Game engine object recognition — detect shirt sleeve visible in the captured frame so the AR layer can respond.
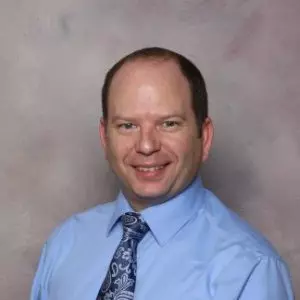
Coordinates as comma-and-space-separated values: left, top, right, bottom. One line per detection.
213, 252, 294, 300
30, 243, 48, 300
238, 257, 294, 300
29, 217, 75, 300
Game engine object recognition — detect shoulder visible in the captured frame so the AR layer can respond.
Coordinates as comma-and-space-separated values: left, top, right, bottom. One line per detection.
200, 188, 281, 260
30, 201, 116, 296
197, 189, 294, 297
44, 201, 116, 256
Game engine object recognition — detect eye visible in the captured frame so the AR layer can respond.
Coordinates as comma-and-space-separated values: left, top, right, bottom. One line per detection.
162, 120, 180, 128
118, 122, 137, 130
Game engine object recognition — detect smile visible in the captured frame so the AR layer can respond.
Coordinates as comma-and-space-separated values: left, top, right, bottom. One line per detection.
135, 165, 165, 172
132, 163, 171, 179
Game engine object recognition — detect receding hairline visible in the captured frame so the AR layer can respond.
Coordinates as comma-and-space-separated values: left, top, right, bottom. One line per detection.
111, 55, 183, 79
107, 55, 191, 97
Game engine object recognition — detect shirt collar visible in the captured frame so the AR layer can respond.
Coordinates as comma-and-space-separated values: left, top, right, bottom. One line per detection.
106, 177, 205, 246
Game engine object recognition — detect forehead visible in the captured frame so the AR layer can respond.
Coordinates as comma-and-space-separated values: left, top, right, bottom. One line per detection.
108, 58, 192, 117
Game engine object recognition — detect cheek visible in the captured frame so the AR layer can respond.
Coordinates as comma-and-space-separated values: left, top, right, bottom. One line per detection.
107, 136, 134, 162
166, 139, 202, 172
163, 134, 196, 157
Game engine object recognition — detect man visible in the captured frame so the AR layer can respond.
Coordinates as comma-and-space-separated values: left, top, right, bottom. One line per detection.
30, 47, 294, 299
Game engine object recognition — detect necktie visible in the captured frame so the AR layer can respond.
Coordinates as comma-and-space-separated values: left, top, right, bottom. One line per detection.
97, 212, 149, 300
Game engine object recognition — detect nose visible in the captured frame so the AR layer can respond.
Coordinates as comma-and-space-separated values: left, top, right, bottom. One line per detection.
135, 127, 161, 155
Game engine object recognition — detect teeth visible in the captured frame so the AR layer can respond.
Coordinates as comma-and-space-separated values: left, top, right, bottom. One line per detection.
136, 165, 164, 172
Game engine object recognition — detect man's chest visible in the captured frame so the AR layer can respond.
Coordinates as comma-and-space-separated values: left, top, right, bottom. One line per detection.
47, 241, 212, 300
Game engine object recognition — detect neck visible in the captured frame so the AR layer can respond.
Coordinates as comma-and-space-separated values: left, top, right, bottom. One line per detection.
123, 177, 199, 212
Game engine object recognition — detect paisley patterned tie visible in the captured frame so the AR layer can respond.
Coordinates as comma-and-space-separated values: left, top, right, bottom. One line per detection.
96, 212, 149, 300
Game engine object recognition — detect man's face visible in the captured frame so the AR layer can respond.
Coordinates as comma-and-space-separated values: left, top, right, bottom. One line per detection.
100, 59, 213, 210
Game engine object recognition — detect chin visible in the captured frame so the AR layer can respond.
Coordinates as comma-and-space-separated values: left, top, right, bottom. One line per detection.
133, 184, 171, 201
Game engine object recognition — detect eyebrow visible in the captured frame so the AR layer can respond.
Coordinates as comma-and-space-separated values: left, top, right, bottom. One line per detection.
111, 116, 136, 123
111, 114, 186, 123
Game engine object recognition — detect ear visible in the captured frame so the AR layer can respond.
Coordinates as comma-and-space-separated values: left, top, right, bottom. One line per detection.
99, 118, 108, 153
200, 117, 214, 162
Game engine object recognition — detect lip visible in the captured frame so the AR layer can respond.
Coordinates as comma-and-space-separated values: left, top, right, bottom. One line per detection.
131, 162, 171, 168
131, 162, 171, 180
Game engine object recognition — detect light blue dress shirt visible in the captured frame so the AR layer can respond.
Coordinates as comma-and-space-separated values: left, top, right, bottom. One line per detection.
31, 178, 294, 299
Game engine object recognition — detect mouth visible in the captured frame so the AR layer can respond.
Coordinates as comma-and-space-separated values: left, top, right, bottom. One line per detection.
135, 164, 168, 172
131, 163, 171, 179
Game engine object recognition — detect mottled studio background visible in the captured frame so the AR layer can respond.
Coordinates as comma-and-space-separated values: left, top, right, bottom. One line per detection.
0, 0, 299, 299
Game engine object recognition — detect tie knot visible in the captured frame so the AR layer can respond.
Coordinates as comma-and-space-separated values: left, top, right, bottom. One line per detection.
121, 212, 149, 242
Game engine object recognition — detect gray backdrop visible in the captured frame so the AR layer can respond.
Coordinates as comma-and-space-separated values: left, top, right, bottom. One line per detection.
0, 0, 299, 299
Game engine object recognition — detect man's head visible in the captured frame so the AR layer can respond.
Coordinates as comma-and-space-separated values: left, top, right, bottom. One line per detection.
99, 47, 213, 211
